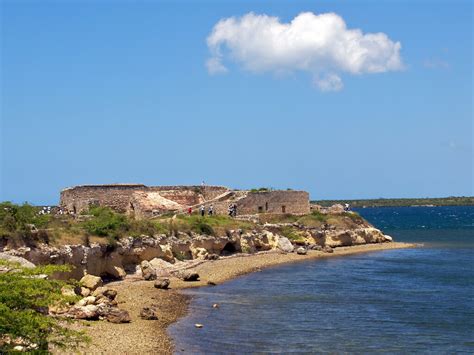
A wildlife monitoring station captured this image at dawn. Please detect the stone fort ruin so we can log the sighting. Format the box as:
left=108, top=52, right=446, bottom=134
left=60, top=184, right=310, bottom=218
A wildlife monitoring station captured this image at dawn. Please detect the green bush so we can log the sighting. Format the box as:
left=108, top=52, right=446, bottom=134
left=82, top=206, right=129, bottom=237
left=250, top=187, right=271, bottom=193
left=0, top=261, right=88, bottom=352
left=0, top=202, right=52, bottom=238
left=192, top=221, right=215, bottom=236
left=280, top=226, right=305, bottom=243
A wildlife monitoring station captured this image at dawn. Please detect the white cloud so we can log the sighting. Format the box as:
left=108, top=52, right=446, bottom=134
left=206, top=12, right=403, bottom=91
left=314, top=73, right=344, bottom=92
left=206, top=57, right=228, bottom=74
left=423, top=58, right=450, bottom=70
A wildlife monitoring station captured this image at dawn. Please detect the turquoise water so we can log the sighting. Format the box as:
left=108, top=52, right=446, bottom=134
left=169, top=206, right=474, bottom=353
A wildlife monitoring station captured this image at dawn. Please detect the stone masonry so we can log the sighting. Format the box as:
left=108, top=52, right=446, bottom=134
left=60, top=184, right=310, bottom=217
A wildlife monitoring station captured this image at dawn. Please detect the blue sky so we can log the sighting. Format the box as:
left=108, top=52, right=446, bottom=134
left=1, top=0, right=472, bottom=204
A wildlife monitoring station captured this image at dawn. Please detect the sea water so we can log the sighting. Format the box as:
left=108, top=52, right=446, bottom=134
left=169, top=206, right=474, bottom=353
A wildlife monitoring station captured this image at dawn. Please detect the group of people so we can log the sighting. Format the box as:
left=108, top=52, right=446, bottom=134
left=195, top=204, right=214, bottom=216
left=228, top=203, right=237, bottom=217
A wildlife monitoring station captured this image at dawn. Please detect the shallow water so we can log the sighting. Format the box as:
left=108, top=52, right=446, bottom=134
left=169, top=206, right=474, bottom=353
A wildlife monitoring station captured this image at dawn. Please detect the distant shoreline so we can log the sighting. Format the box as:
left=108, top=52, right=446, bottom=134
left=75, top=242, right=417, bottom=355
left=312, top=197, right=474, bottom=208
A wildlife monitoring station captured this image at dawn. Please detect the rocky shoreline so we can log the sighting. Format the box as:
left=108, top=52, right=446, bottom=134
left=0, top=209, right=413, bottom=353
left=70, top=242, right=416, bottom=354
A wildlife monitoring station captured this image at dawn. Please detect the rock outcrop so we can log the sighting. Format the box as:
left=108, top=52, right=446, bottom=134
left=1, top=223, right=391, bottom=281
left=80, top=274, right=103, bottom=290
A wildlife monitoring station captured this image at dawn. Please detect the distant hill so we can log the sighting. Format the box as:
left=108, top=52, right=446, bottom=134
left=312, top=196, right=474, bottom=208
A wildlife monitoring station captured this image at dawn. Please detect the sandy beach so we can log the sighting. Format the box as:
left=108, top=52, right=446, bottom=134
left=76, top=242, right=416, bottom=354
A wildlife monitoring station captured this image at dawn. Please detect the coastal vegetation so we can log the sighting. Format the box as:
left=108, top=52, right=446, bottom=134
left=0, top=201, right=397, bottom=353
left=312, top=196, right=474, bottom=208
left=0, top=203, right=254, bottom=247
left=0, top=261, right=88, bottom=352
left=1, top=202, right=367, bottom=249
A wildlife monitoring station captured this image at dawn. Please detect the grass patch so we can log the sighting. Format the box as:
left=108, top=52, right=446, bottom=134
left=280, top=226, right=306, bottom=244
left=258, top=213, right=299, bottom=224
left=297, top=211, right=328, bottom=228
left=166, top=215, right=253, bottom=236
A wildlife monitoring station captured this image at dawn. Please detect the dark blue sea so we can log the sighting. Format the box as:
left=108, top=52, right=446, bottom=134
left=169, top=206, right=474, bottom=353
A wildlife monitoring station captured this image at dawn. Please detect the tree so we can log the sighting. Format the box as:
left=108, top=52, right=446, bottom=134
left=0, top=261, right=88, bottom=352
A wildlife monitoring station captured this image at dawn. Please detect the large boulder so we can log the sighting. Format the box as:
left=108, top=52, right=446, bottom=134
left=104, top=308, right=131, bottom=323
left=277, top=237, right=294, bottom=253
left=77, top=296, right=96, bottom=307
left=107, top=265, right=126, bottom=279
left=177, top=270, right=199, bottom=282
left=148, top=258, right=173, bottom=277
left=140, top=307, right=158, bottom=320
left=68, top=305, right=99, bottom=320
left=154, top=278, right=170, bottom=289
left=322, top=227, right=388, bottom=248
left=323, top=246, right=334, bottom=253
left=140, top=260, right=157, bottom=280
left=296, top=247, right=307, bottom=255
left=92, top=287, right=118, bottom=306
left=80, top=274, right=103, bottom=290
left=328, top=204, right=345, bottom=214
left=0, top=253, right=36, bottom=269
left=92, top=287, right=117, bottom=300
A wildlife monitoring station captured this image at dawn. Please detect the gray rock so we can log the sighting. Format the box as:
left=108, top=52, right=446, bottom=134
left=68, top=305, right=99, bottom=320
left=296, top=247, right=307, bottom=255
left=0, top=253, right=35, bottom=269
left=205, top=253, right=219, bottom=260
left=277, top=237, right=294, bottom=253
left=92, top=287, right=117, bottom=301
left=323, top=246, right=334, bottom=253
left=154, top=278, right=170, bottom=289
left=309, top=244, right=322, bottom=251
left=178, top=270, right=199, bottom=281
left=140, top=307, right=158, bottom=320
left=140, top=260, right=157, bottom=280
left=80, top=274, right=103, bottom=290
left=105, top=308, right=131, bottom=323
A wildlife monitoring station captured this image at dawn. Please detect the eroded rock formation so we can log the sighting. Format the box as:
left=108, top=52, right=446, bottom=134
left=2, top=225, right=392, bottom=281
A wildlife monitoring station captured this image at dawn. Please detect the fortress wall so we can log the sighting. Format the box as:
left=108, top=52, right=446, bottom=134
left=60, top=185, right=146, bottom=214
left=146, top=186, right=229, bottom=206
left=235, top=191, right=310, bottom=215
left=60, top=185, right=230, bottom=215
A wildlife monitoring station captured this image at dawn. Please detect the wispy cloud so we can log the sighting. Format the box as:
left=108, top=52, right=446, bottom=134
left=206, top=12, right=404, bottom=91
left=423, top=58, right=451, bottom=70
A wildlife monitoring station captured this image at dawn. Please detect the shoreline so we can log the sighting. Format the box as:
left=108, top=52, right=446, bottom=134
left=76, top=242, right=417, bottom=354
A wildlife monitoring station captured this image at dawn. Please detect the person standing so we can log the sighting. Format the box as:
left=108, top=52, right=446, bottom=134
left=208, top=204, right=214, bottom=216
left=200, top=205, right=205, bottom=217
left=188, top=207, right=192, bottom=215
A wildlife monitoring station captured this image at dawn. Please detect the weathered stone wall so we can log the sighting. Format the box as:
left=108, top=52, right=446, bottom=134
left=235, top=191, right=310, bottom=215
left=147, top=186, right=228, bottom=206
left=60, top=184, right=230, bottom=215
left=60, top=184, right=146, bottom=214
left=60, top=185, right=309, bottom=217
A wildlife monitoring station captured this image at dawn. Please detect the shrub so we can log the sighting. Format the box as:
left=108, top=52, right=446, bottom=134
left=82, top=206, right=129, bottom=237
left=280, top=226, right=305, bottom=244
left=0, top=261, right=88, bottom=352
left=0, top=202, right=52, bottom=238
left=297, top=211, right=329, bottom=228
left=250, top=187, right=271, bottom=193
left=192, top=221, right=215, bottom=236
